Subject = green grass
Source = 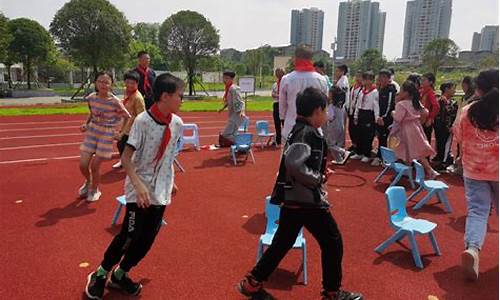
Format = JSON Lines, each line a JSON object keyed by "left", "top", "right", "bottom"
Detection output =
{"left": 0, "top": 96, "right": 274, "bottom": 116}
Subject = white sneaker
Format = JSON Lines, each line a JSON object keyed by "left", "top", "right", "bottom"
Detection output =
{"left": 112, "top": 161, "right": 122, "bottom": 169}
{"left": 371, "top": 157, "right": 382, "bottom": 166}
{"left": 462, "top": 248, "right": 480, "bottom": 281}
{"left": 350, "top": 154, "right": 363, "bottom": 160}
{"left": 86, "top": 189, "right": 102, "bottom": 202}
{"left": 361, "top": 156, "right": 371, "bottom": 163}
{"left": 78, "top": 181, "right": 89, "bottom": 198}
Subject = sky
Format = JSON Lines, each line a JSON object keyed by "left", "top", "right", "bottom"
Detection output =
{"left": 1, "top": 0, "right": 498, "bottom": 60}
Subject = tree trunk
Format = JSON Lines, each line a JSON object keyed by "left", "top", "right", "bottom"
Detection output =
{"left": 188, "top": 69, "right": 194, "bottom": 96}
{"left": 27, "top": 57, "right": 31, "bottom": 90}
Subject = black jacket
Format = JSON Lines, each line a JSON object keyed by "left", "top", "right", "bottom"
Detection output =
{"left": 270, "top": 118, "right": 329, "bottom": 208}
{"left": 135, "top": 67, "right": 156, "bottom": 108}
{"left": 377, "top": 83, "right": 397, "bottom": 125}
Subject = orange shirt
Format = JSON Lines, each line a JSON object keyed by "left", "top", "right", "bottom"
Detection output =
{"left": 455, "top": 104, "right": 499, "bottom": 181}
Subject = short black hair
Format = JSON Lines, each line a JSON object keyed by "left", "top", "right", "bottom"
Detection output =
{"left": 94, "top": 71, "right": 114, "bottom": 83}
{"left": 388, "top": 68, "right": 395, "bottom": 75}
{"left": 223, "top": 70, "right": 236, "bottom": 78}
{"left": 296, "top": 87, "right": 327, "bottom": 117}
{"left": 313, "top": 61, "right": 325, "bottom": 68}
{"left": 406, "top": 73, "right": 421, "bottom": 86}
{"left": 362, "top": 71, "right": 375, "bottom": 80}
{"left": 123, "top": 70, "right": 140, "bottom": 83}
{"left": 379, "top": 69, "right": 391, "bottom": 78}
{"left": 336, "top": 64, "right": 348, "bottom": 75}
{"left": 153, "top": 73, "right": 185, "bottom": 102}
{"left": 475, "top": 68, "right": 499, "bottom": 94}
{"left": 422, "top": 72, "right": 436, "bottom": 86}
{"left": 439, "top": 81, "right": 455, "bottom": 94}
{"left": 137, "top": 51, "right": 149, "bottom": 58}
{"left": 295, "top": 44, "right": 313, "bottom": 59}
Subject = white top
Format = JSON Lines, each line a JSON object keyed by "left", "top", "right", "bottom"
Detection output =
{"left": 335, "top": 75, "right": 350, "bottom": 110}
{"left": 354, "top": 88, "right": 379, "bottom": 120}
{"left": 349, "top": 86, "right": 363, "bottom": 116}
{"left": 124, "top": 111, "right": 184, "bottom": 206}
{"left": 271, "top": 82, "right": 279, "bottom": 102}
{"left": 279, "top": 70, "right": 328, "bottom": 139}
{"left": 391, "top": 78, "right": 401, "bottom": 93}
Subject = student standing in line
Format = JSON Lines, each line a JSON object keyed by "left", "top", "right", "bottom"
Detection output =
{"left": 218, "top": 70, "right": 245, "bottom": 147}
{"left": 134, "top": 51, "right": 156, "bottom": 109}
{"left": 420, "top": 73, "right": 440, "bottom": 143}
{"left": 348, "top": 71, "right": 363, "bottom": 157}
{"left": 271, "top": 68, "right": 285, "bottom": 146}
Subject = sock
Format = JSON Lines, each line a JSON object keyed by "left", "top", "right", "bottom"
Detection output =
{"left": 114, "top": 267, "right": 126, "bottom": 280}
{"left": 96, "top": 266, "right": 108, "bottom": 278}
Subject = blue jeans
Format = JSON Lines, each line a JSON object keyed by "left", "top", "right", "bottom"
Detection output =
{"left": 464, "top": 177, "right": 499, "bottom": 250}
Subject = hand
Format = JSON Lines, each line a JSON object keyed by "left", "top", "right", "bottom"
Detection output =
{"left": 135, "top": 181, "right": 151, "bottom": 208}
{"left": 376, "top": 117, "right": 384, "bottom": 126}
{"left": 280, "top": 120, "right": 284, "bottom": 126}
{"left": 80, "top": 124, "right": 87, "bottom": 132}
{"left": 425, "top": 119, "right": 432, "bottom": 127}
{"left": 239, "top": 112, "right": 245, "bottom": 118}
{"left": 113, "top": 131, "right": 122, "bottom": 140}
{"left": 354, "top": 119, "right": 358, "bottom": 126}
{"left": 324, "top": 168, "right": 334, "bottom": 182}
{"left": 172, "top": 183, "right": 178, "bottom": 197}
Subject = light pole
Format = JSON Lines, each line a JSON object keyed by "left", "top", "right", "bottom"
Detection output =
{"left": 331, "top": 38, "right": 337, "bottom": 79}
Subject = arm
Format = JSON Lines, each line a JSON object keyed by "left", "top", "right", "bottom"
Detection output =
{"left": 284, "top": 143, "right": 323, "bottom": 188}
{"left": 373, "top": 91, "right": 380, "bottom": 122}
{"left": 392, "top": 103, "right": 406, "bottom": 123}
{"left": 121, "top": 145, "right": 151, "bottom": 208}
{"left": 279, "top": 78, "right": 287, "bottom": 122}
{"left": 121, "top": 95, "right": 145, "bottom": 136}
{"left": 231, "top": 88, "right": 244, "bottom": 115}
{"left": 271, "top": 82, "right": 279, "bottom": 100}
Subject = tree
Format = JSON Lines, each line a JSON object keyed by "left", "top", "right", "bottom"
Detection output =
{"left": 480, "top": 50, "right": 499, "bottom": 69}
{"left": 132, "top": 23, "right": 160, "bottom": 46}
{"left": 159, "top": 10, "right": 219, "bottom": 95}
{"left": 50, "top": 0, "right": 132, "bottom": 76}
{"left": 422, "top": 38, "right": 459, "bottom": 75}
{"left": 128, "top": 40, "right": 167, "bottom": 70}
{"left": 7, "top": 18, "right": 54, "bottom": 89}
{"left": 37, "top": 49, "right": 76, "bottom": 86}
{"left": 352, "top": 49, "right": 387, "bottom": 73}
{"left": 0, "top": 12, "right": 12, "bottom": 64}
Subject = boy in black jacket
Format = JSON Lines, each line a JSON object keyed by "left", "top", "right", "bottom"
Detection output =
{"left": 237, "top": 87, "right": 363, "bottom": 300}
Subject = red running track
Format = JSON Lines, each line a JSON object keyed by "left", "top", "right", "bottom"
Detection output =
{"left": 0, "top": 112, "right": 498, "bottom": 300}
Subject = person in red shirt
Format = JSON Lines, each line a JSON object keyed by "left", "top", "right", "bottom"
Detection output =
{"left": 420, "top": 73, "right": 440, "bottom": 143}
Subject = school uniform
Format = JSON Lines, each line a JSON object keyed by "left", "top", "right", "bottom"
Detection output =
{"left": 354, "top": 87, "right": 379, "bottom": 157}
{"left": 221, "top": 84, "right": 245, "bottom": 142}
{"left": 135, "top": 66, "right": 156, "bottom": 109}
{"left": 348, "top": 85, "right": 363, "bottom": 153}
{"left": 375, "top": 84, "right": 397, "bottom": 158}
{"left": 117, "top": 90, "right": 145, "bottom": 155}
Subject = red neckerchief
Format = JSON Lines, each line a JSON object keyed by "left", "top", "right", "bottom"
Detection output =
{"left": 420, "top": 86, "right": 434, "bottom": 107}
{"left": 150, "top": 103, "right": 173, "bottom": 170}
{"left": 294, "top": 59, "right": 315, "bottom": 72}
{"left": 361, "top": 84, "right": 377, "bottom": 104}
{"left": 123, "top": 89, "right": 138, "bottom": 106}
{"left": 137, "top": 66, "right": 151, "bottom": 94}
{"left": 223, "top": 81, "right": 233, "bottom": 103}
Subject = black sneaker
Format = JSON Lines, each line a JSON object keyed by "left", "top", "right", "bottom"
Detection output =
{"left": 321, "top": 289, "right": 364, "bottom": 300}
{"left": 85, "top": 272, "right": 106, "bottom": 300}
{"left": 237, "top": 273, "right": 276, "bottom": 299}
{"left": 107, "top": 271, "right": 142, "bottom": 296}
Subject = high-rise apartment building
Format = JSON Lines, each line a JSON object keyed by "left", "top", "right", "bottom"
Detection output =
{"left": 290, "top": 8, "right": 324, "bottom": 51}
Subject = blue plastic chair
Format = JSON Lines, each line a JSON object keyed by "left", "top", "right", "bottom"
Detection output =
{"left": 374, "top": 147, "right": 415, "bottom": 189}
{"left": 409, "top": 160, "right": 452, "bottom": 213}
{"left": 256, "top": 196, "right": 308, "bottom": 284}
{"left": 179, "top": 123, "right": 200, "bottom": 151}
{"left": 230, "top": 133, "right": 255, "bottom": 165}
{"left": 255, "top": 120, "right": 275, "bottom": 149}
{"left": 374, "top": 186, "right": 441, "bottom": 269}
{"left": 112, "top": 195, "right": 167, "bottom": 226}
{"left": 174, "top": 138, "right": 185, "bottom": 173}
{"left": 238, "top": 116, "right": 250, "bottom": 133}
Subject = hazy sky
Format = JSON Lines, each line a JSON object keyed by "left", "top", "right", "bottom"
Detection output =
{"left": 1, "top": 0, "right": 498, "bottom": 60}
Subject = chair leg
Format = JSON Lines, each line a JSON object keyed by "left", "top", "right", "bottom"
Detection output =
{"left": 231, "top": 150, "right": 237, "bottom": 165}
{"left": 249, "top": 150, "right": 255, "bottom": 164}
{"left": 408, "top": 233, "right": 423, "bottom": 269}
{"left": 437, "top": 190, "right": 453, "bottom": 213}
{"left": 428, "top": 232, "right": 441, "bottom": 256}
{"left": 174, "top": 159, "right": 185, "bottom": 173}
{"left": 302, "top": 240, "right": 307, "bottom": 285}
{"left": 408, "top": 186, "right": 423, "bottom": 201}
{"left": 413, "top": 190, "right": 436, "bottom": 210}
{"left": 374, "top": 167, "right": 389, "bottom": 183}
{"left": 390, "top": 171, "right": 404, "bottom": 187}
{"left": 111, "top": 204, "right": 123, "bottom": 225}
{"left": 407, "top": 169, "right": 416, "bottom": 189}
{"left": 374, "top": 230, "right": 405, "bottom": 253}
{"left": 161, "top": 219, "right": 167, "bottom": 226}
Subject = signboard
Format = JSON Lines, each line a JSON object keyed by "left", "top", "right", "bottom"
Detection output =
{"left": 239, "top": 76, "right": 255, "bottom": 93}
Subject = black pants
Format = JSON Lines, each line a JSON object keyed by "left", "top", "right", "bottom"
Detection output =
{"left": 348, "top": 115, "right": 359, "bottom": 152}
{"left": 272, "top": 102, "right": 282, "bottom": 145}
{"left": 357, "top": 110, "right": 375, "bottom": 157}
{"left": 376, "top": 123, "right": 391, "bottom": 158}
{"left": 117, "top": 134, "right": 129, "bottom": 156}
{"left": 251, "top": 207, "right": 343, "bottom": 292}
{"left": 101, "top": 203, "right": 165, "bottom": 272}
{"left": 434, "top": 126, "right": 451, "bottom": 162}
{"left": 423, "top": 125, "right": 433, "bottom": 144}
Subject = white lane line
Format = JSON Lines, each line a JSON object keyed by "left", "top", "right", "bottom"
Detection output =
{"left": 0, "top": 142, "right": 81, "bottom": 151}
{"left": 0, "top": 133, "right": 83, "bottom": 140}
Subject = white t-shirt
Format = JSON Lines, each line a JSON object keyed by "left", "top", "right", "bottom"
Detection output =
{"left": 335, "top": 75, "right": 350, "bottom": 110}
{"left": 354, "top": 89, "right": 379, "bottom": 120}
{"left": 124, "top": 111, "right": 184, "bottom": 206}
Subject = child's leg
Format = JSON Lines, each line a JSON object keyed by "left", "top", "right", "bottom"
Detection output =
{"left": 118, "top": 205, "right": 165, "bottom": 272}
{"left": 250, "top": 207, "right": 303, "bottom": 282}
{"left": 79, "top": 151, "right": 93, "bottom": 183}
{"left": 90, "top": 157, "right": 104, "bottom": 190}
{"left": 419, "top": 157, "right": 438, "bottom": 177}
{"left": 304, "top": 209, "right": 343, "bottom": 292}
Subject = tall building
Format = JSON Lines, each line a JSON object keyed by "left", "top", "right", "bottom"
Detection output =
{"left": 471, "top": 32, "right": 482, "bottom": 51}
{"left": 289, "top": 8, "right": 324, "bottom": 51}
{"left": 470, "top": 26, "right": 499, "bottom": 52}
{"left": 402, "top": 0, "right": 453, "bottom": 59}
{"left": 335, "top": 0, "right": 386, "bottom": 60}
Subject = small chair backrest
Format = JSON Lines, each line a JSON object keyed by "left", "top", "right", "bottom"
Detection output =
{"left": 175, "top": 138, "right": 182, "bottom": 155}
{"left": 412, "top": 159, "right": 426, "bottom": 184}
{"left": 235, "top": 133, "right": 253, "bottom": 146}
{"left": 385, "top": 186, "right": 409, "bottom": 228}
{"left": 380, "top": 147, "right": 397, "bottom": 166}
{"left": 264, "top": 196, "right": 280, "bottom": 233}
{"left": 239, "top": 116, "right": 250, "bottom": 131}
{"left": 256, "top": 120, "right": 269, "bottom": 135}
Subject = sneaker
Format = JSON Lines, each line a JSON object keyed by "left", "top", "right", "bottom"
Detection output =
{"left": 107, "top": 271, "right": 142, "bottom": 296}
{"left": 462, "top": 248, "right": 480, "bottom": 281}
{"left": 350, "top": 154, "right": 363, "bottom": 160}
{"left": 361, "top": 156, "right": 371, "bottom": 163}
{"left": 237, "top": 273, "right": 264, "bottom": 298}
{"left": 112, "top": 161, "right": 122, "bottom": 169}
{"left": 370, "top": 157, "right": 382, "bottom": 166}
{"left": 86, "top": 189, "right": 102, "bottom": 202}
{"left": 429, "top": 170, "right": 440, "bottom": 180}
{"left": 332, "top": 150, "right": 351, "bottom": 165}
{"left": 321, "top": 289, "right": 364, "bottom": 300}
{"left": 85, "top": 272, "right": 106, "bottom": 300}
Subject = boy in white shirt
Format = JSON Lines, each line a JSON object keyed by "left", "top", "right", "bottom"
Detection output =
{"left": 354, "top": 71, "right": 379, "bottom": 163}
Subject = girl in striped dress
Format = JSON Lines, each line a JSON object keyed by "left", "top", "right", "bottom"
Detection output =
{"left": 79, "top": 71, "right": 130, "bottom": 202}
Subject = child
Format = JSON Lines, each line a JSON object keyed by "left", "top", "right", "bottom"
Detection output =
{"left": 112, "top": 70, "right": 145, "bottom": 169}
{"left": 271, "top": 68, "right": 285, "bottom": 146}
{"left": 84, "top": 73, "right": 184, "bottom": 299}
{"left": 218, "top": 70, "right": 245, "bottom": 147}
{"left": 79, "top": 71, "right": 130, "bottom": 202}
{"left": 348, "top": 71, "right": 363, "bottom": 156}
{"left": 433, "top": 81, "right": 458, "bottom": 170}
{"left": 353, "top": 71, "right": 379, "bottom": 163}
{"left": 237, "top": 87, "right": 363, "bottom": 300}
{"left": 420, "top": 73, "right": 440, "bottom": 143}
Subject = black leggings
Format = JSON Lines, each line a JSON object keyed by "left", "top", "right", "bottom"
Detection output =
{"left": 272, "top": 102, "right": 282, "bottom": 145}
{"left": 434, "top": 126, "right": 451, "bottom": 162}
{"left": 117, "top": 134, "right": 129, "bottom": 156}
{"left": 348, "top": 115, "right": 359, "bottom": 151}
{"left": 357, "top": 110, "right": 375, "bottom": 157}
{"left": 376, "top": 123, "right": 391, "bottom": 158}
{"left": 101, "top": 203, "right": 165, "bottom": 272}
{"left": 251, "top": 207, "right": 343, "bottom": 292}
